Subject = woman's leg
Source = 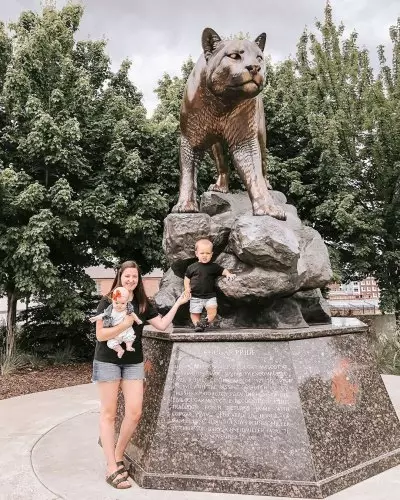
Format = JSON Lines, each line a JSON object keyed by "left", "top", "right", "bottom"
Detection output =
{"left": 98, "top": 380, "right": 130, "bottom": 487}
{"left": 115, "top": 379, "right": 144, "bottom": 462}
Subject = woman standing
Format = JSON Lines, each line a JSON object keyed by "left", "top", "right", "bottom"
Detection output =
{"left": 93, "top": 260, "right": 189, "bottom": 489}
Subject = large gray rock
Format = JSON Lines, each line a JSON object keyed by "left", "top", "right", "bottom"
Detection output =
{"left": 209, "top": 212, "right": 232, "bottom": 254}
{"left": 218, "top": 296, "right": 308, "bottom": 329}
{"left": 154, "top": 268, "right": 183, "bottom": 312}
{"left": 200, "top": 190, "right": 287, "bottom": 218}
{"left": 215, "top": 252, "right": 297, "bottom": 299}
{"left": 229, "top": 215, "right": 300, "bottom": 271}
{"left": 163, "top": 213, "right": 211, "bottom": 275}
{"left": 292, "top": 289, "right": 331, "bottom": 324}
{"left": 297, "top": 226, "right": 332, "bottom": 289}
{"left": 200, "top": 191, "right": 251, "bottom": 216}
{"left": 156, "top": 190, "right": 333, "bottom": 328}
{"left": 153, "top": 269, "right": 190, "bottom": 325}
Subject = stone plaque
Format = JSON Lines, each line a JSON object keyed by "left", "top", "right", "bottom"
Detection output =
{"left": 145, "top": 342, "right": 315, "bottom": 481}
{"left": 122, "top": 325, "right": 400, "bottom": 498}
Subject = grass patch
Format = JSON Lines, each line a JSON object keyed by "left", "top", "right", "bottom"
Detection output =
{"left": 49, "top": 344, "right": 77, "bottom": 365}
{"left": 0, "top": 352, "right": 28, "bottom": 376}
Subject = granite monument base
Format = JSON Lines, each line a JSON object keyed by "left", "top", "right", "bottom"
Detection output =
{"left": 120, "top": 318, "right": 400, "bottom": 498}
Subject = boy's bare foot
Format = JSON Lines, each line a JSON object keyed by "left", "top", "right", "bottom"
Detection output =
{"left": 125, "top": 343, "right": 135, "bottom": 352}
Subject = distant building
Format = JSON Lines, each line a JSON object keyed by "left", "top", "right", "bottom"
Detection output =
{"left": 327, "top": 276, "right": 380, "bottom": 315}
{"left": 85, "top": 266, "right": 116, "bottom": 296}
{"left": 85, "top": 266, "right": 163, "bottom": 298}
{"left": 358, "top": 277, "right": 380, "bottom": 300}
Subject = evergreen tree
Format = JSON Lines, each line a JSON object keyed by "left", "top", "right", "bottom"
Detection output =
{"left": 264, "top": 3, "right": 400, "bottom": 319}
{"left": 373, "top": 19, "right": 400, "bottom": 318}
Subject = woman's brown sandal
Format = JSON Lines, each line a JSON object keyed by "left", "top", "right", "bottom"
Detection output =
{"left": 106, "top": 469, "right": 131, "bottom": 489}
{"left": 116, "top": 460, "right": 128, "bottom": 478}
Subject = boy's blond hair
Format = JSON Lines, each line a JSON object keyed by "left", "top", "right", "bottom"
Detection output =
{"left": 195, "top": 238, "right": 213, "bottom": 251}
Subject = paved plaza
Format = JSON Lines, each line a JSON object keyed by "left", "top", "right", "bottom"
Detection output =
{"left": 1, "top": 376, "right": 400, "bottom": 500}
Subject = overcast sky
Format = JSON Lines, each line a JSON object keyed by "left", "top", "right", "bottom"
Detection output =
{"left": 1, "top": 1, "right": 399, "bottom": 114}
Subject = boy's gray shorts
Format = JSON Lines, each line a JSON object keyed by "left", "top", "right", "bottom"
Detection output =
{"left": 189, "top": 296, "right": 217, "bottom": 313}
{"left": 92, "top": 360, "right": 144, "bottom": 382}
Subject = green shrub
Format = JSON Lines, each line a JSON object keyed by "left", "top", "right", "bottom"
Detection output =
{"left": 376, "top": 332, "right": 400, "bottom": 375}
{"left": 17, "top": 295, "right": 99, "bottom": 360}
{"left": 50, "top": 344, "right": 77, "bottom": 364}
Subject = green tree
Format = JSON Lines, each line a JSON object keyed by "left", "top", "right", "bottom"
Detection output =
{"left": 0, "top": 3, "right": 165, "bottom": 358}
{"left": 372, "top": 19, "right": 400, "bottom": 318}
{"left": 264, "top": 3, "right": 400, "bottom": 320}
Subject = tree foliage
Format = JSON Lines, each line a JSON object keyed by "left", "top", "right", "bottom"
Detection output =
{"left": 264, "top": 3, "right": 400, "bottom": 318}
{"left": 0, "top": 3, "right": 167, "bottom": 357}
{"left": 1, "top": 1, "right": 400, "bottom": 360}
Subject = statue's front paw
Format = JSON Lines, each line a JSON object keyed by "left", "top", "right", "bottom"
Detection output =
{"left": 270, "top": 206, "right": 287, "bottom": 221}
{"left": 253, "top": 202, "right": 286, "bottom": 221}
{"left": 208, "top": 183, "right": 229, "bottom": 194}
{"left": 171, "top": 199, "right": 199, "bottom": 213}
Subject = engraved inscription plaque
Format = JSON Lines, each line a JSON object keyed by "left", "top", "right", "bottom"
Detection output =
{"left": 146, "top": 342, "right": 315, "bottom": 480}
{"left": 124, "top": 326, "right": 400, "bottom": 498}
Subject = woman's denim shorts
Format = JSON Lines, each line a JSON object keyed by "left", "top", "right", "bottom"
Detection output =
{"left": 92, "top": 360, "right": 144, "bottom": 383}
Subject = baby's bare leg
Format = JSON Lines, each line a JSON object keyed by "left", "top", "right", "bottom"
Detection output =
{"left": 125, "top": 341, "right": 134, "bottom": 352}
{"left": 113, "top": 345, "right": 125, "bottom": 358}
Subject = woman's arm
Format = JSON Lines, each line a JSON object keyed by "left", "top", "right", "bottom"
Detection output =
{"left": 96, "top": 314, "right": 135, "bottom": 341}
{"left": 147, "top": 292, "right": 190, "bottom": 332}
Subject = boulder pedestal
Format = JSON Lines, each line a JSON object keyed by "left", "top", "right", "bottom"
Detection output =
{"left": 157, "top": 191, "right": 333, "bottom": 329}
{"left": 121, "top": 319, "right": 400, "bottom": 498}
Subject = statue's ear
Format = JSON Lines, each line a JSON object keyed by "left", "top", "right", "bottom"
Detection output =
{"left": 202, "top": 28, "right": 222, "bottom": 61}
{"left": 254, "top": 32, "right": 266, "bottom": 52}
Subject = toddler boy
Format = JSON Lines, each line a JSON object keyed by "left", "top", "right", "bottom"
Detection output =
{"left": 184, "top": 239, "right": 235, "bottom": 332}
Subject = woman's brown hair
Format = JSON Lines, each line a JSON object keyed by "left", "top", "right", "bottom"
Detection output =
{"left": 107, "top": 261, "right": 150, "bottom": 314}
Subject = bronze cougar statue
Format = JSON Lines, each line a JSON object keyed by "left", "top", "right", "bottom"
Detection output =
{"left": 172, "top": 28, "right": 285, "bottom": 220}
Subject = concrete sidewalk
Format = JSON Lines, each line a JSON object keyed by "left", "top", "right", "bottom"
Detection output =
{"left": 1, "top": 376, "right": 400, "bottom": 500}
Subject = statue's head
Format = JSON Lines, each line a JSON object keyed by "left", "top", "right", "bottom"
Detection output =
{"left": 201, "top": 28, "right": 266, "bottom": 100}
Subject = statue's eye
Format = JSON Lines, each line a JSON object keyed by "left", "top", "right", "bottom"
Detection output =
{"left": 228, "top": 53, "right": 240, "bottom": 60}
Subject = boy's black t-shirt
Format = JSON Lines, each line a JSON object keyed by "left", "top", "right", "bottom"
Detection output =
{"left": 185, "top": 261, "right": 224, "bottom": 299}
{"left": 93, "top": 296, "right": 159, "bottom": 365}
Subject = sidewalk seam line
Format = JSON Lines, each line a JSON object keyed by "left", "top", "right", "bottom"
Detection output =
{"left": 29, "top": 407, "right": 99, "bottom": 500}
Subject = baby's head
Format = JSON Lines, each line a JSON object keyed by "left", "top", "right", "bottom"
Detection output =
{"left": 195, "top": 239, "right": 213, "bottom": 264}
{"left": 111, "top": 287, "right": 129, "bottom": 312}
